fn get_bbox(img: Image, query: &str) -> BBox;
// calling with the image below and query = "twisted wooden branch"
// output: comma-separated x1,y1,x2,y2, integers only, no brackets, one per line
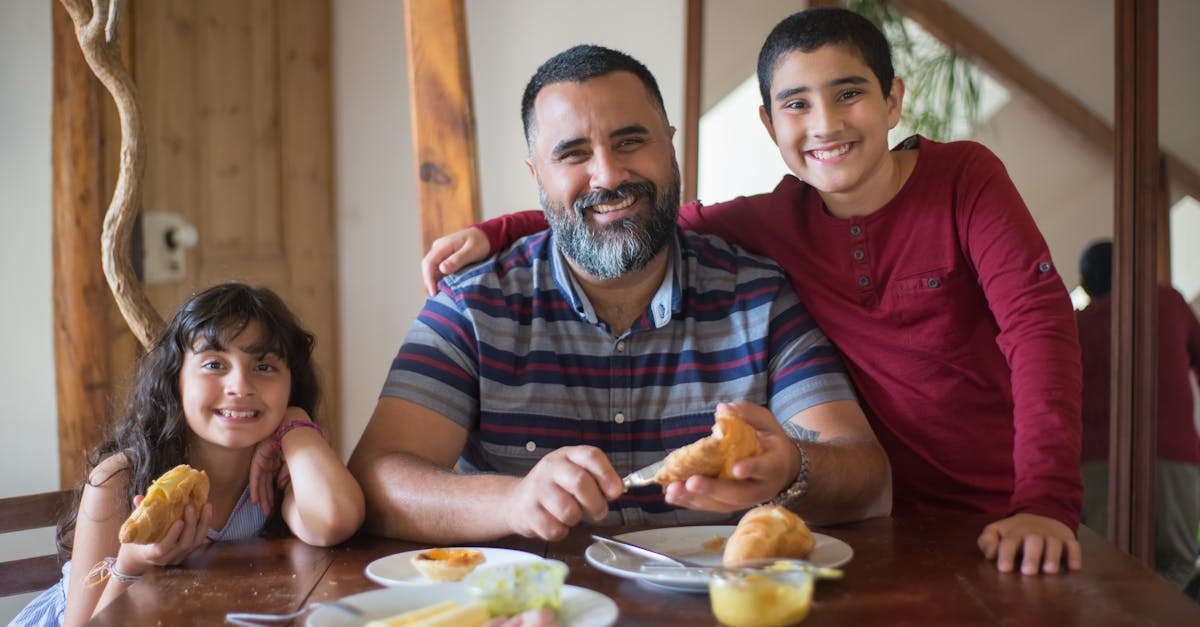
60,0,162,349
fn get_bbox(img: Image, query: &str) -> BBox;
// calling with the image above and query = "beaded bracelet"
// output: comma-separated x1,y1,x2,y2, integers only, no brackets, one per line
84,556,141,588
769,438,810,507
272,419,326,451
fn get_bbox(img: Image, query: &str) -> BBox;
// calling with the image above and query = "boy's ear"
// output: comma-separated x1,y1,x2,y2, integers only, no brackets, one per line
886,77,906,130
759,106,778,144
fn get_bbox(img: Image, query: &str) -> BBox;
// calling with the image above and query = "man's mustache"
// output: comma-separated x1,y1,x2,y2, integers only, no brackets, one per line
573,181,656,213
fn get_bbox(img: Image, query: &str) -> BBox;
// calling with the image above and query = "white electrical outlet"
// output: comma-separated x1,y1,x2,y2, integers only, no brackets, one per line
142,211,198,284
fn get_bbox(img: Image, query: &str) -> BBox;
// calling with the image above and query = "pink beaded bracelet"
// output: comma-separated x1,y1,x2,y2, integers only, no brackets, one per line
272,419,325,450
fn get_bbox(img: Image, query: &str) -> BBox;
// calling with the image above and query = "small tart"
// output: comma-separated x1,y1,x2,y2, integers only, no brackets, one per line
411,548,486,582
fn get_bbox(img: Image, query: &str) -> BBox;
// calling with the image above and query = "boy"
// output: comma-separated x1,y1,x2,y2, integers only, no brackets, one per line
425,7,1082,574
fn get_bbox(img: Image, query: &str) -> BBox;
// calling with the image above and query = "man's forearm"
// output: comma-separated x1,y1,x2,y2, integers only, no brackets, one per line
792,436,891,526
359,452,520,543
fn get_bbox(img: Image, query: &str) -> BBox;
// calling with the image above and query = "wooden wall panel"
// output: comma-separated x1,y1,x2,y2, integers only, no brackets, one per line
277,0,340,444
250,0,282,260
136,0,199,311
198,0,257,258
1112,0,1158,563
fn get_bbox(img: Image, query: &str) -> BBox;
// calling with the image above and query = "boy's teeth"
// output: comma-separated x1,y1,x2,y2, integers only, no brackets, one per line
811,144,851,160
220,410,256,418
593,195,635,213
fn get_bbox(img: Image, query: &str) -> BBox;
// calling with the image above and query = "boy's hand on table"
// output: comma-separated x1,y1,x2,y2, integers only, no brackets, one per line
977,512,1082,574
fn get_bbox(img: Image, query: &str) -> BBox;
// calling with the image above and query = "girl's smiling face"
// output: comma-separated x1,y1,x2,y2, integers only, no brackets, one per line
179,320,291,452
759,44,905,216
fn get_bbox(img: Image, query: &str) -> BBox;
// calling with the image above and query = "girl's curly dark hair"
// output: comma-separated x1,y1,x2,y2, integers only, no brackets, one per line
57,282,321,553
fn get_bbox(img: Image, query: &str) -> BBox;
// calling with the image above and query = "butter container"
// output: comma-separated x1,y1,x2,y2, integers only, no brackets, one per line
465,558,568,617
708,564,814,626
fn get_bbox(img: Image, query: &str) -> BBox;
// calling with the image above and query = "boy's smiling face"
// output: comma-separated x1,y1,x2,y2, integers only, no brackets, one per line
760,44,905,216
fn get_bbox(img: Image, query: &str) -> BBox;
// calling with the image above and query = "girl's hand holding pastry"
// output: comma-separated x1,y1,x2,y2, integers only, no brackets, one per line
115,496,213,577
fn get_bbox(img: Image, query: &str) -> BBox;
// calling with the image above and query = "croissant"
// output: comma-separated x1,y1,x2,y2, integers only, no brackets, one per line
654,404,762,485
723,504,815,566
119,464,210,544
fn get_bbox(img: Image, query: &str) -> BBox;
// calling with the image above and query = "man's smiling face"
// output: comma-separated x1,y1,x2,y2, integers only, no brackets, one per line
525,71,680,279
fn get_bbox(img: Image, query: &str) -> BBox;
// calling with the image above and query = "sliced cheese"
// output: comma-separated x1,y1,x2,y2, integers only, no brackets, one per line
364,601,459,627
406,603,488,627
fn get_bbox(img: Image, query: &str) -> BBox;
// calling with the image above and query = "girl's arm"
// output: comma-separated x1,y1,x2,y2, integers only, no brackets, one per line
62,456,128,627
63,456,213,626
277,407,366,546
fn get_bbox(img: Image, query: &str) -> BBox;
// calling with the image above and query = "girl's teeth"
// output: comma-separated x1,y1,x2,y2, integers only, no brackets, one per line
220,410,256,418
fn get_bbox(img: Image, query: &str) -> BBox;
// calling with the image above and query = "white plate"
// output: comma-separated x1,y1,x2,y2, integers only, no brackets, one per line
584,525,853,592
306,584,618,627
365,547,541,586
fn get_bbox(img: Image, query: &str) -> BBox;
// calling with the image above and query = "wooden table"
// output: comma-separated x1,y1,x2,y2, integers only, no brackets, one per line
87,514,1200,626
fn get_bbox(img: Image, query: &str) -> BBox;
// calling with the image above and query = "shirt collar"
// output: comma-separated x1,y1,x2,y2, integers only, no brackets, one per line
549,231,682,331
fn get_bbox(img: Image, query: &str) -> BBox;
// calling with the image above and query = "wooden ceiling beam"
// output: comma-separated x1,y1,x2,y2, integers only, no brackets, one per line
889,0,1200,201
402,0,480,251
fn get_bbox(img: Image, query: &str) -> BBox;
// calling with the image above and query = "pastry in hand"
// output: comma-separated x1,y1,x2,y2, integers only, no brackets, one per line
411,547,486,582
723,504,815,566
119,464,210,544
654,404,762,485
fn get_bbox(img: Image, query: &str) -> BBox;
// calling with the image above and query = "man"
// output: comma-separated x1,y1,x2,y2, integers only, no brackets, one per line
349,45,890,543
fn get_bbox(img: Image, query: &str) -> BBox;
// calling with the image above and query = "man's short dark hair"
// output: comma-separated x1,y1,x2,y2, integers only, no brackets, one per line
521,44,666,145
1079,240,1113,298
757,7,895,118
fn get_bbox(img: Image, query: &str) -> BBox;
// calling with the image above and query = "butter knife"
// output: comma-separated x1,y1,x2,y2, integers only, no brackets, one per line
640,562,844,579
621,460,665,490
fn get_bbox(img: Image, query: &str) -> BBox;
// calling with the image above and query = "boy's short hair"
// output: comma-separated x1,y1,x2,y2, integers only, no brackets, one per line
521,44,667,147
757,7,895,116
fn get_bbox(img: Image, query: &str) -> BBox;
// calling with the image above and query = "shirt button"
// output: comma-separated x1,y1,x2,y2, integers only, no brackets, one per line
927,278,940,288
525,441,536,452
616,341,625,352
614,413,626,424
852,249,865,261
858,275,870,287
850,225,863,236
1039,261,1052,272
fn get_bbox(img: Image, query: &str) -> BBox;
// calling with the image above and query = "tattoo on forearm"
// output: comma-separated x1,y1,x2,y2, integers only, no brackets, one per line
784,422,819,442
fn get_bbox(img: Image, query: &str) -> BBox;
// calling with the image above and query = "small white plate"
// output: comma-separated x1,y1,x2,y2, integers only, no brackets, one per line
365,547,541,586
585,525,853,592
306,584,618,627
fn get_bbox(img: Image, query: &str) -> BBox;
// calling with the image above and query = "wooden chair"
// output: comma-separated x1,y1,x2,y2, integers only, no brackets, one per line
0,490,73,596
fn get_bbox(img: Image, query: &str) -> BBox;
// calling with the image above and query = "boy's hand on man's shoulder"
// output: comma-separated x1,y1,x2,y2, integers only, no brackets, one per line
977,512,1083,575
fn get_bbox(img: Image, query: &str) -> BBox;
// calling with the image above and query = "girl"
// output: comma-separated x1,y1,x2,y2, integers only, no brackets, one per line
15,282,365,626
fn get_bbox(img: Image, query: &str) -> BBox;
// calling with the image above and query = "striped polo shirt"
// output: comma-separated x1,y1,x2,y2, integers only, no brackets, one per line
382,227,855,525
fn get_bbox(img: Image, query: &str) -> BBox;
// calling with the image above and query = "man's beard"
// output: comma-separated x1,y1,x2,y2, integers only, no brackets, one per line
542,163,680,279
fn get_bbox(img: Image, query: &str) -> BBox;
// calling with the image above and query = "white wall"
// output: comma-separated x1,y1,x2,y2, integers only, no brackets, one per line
466,0,686,221
332,0,422,459
0,1,56,618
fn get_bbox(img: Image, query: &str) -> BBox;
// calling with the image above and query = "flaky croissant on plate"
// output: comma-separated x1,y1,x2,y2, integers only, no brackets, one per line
119,464,210,544
723,504,816,565
654,404,762,485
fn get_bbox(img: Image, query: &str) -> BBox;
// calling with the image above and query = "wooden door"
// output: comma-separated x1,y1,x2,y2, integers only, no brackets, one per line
131,0,339,438
55,0,339,485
